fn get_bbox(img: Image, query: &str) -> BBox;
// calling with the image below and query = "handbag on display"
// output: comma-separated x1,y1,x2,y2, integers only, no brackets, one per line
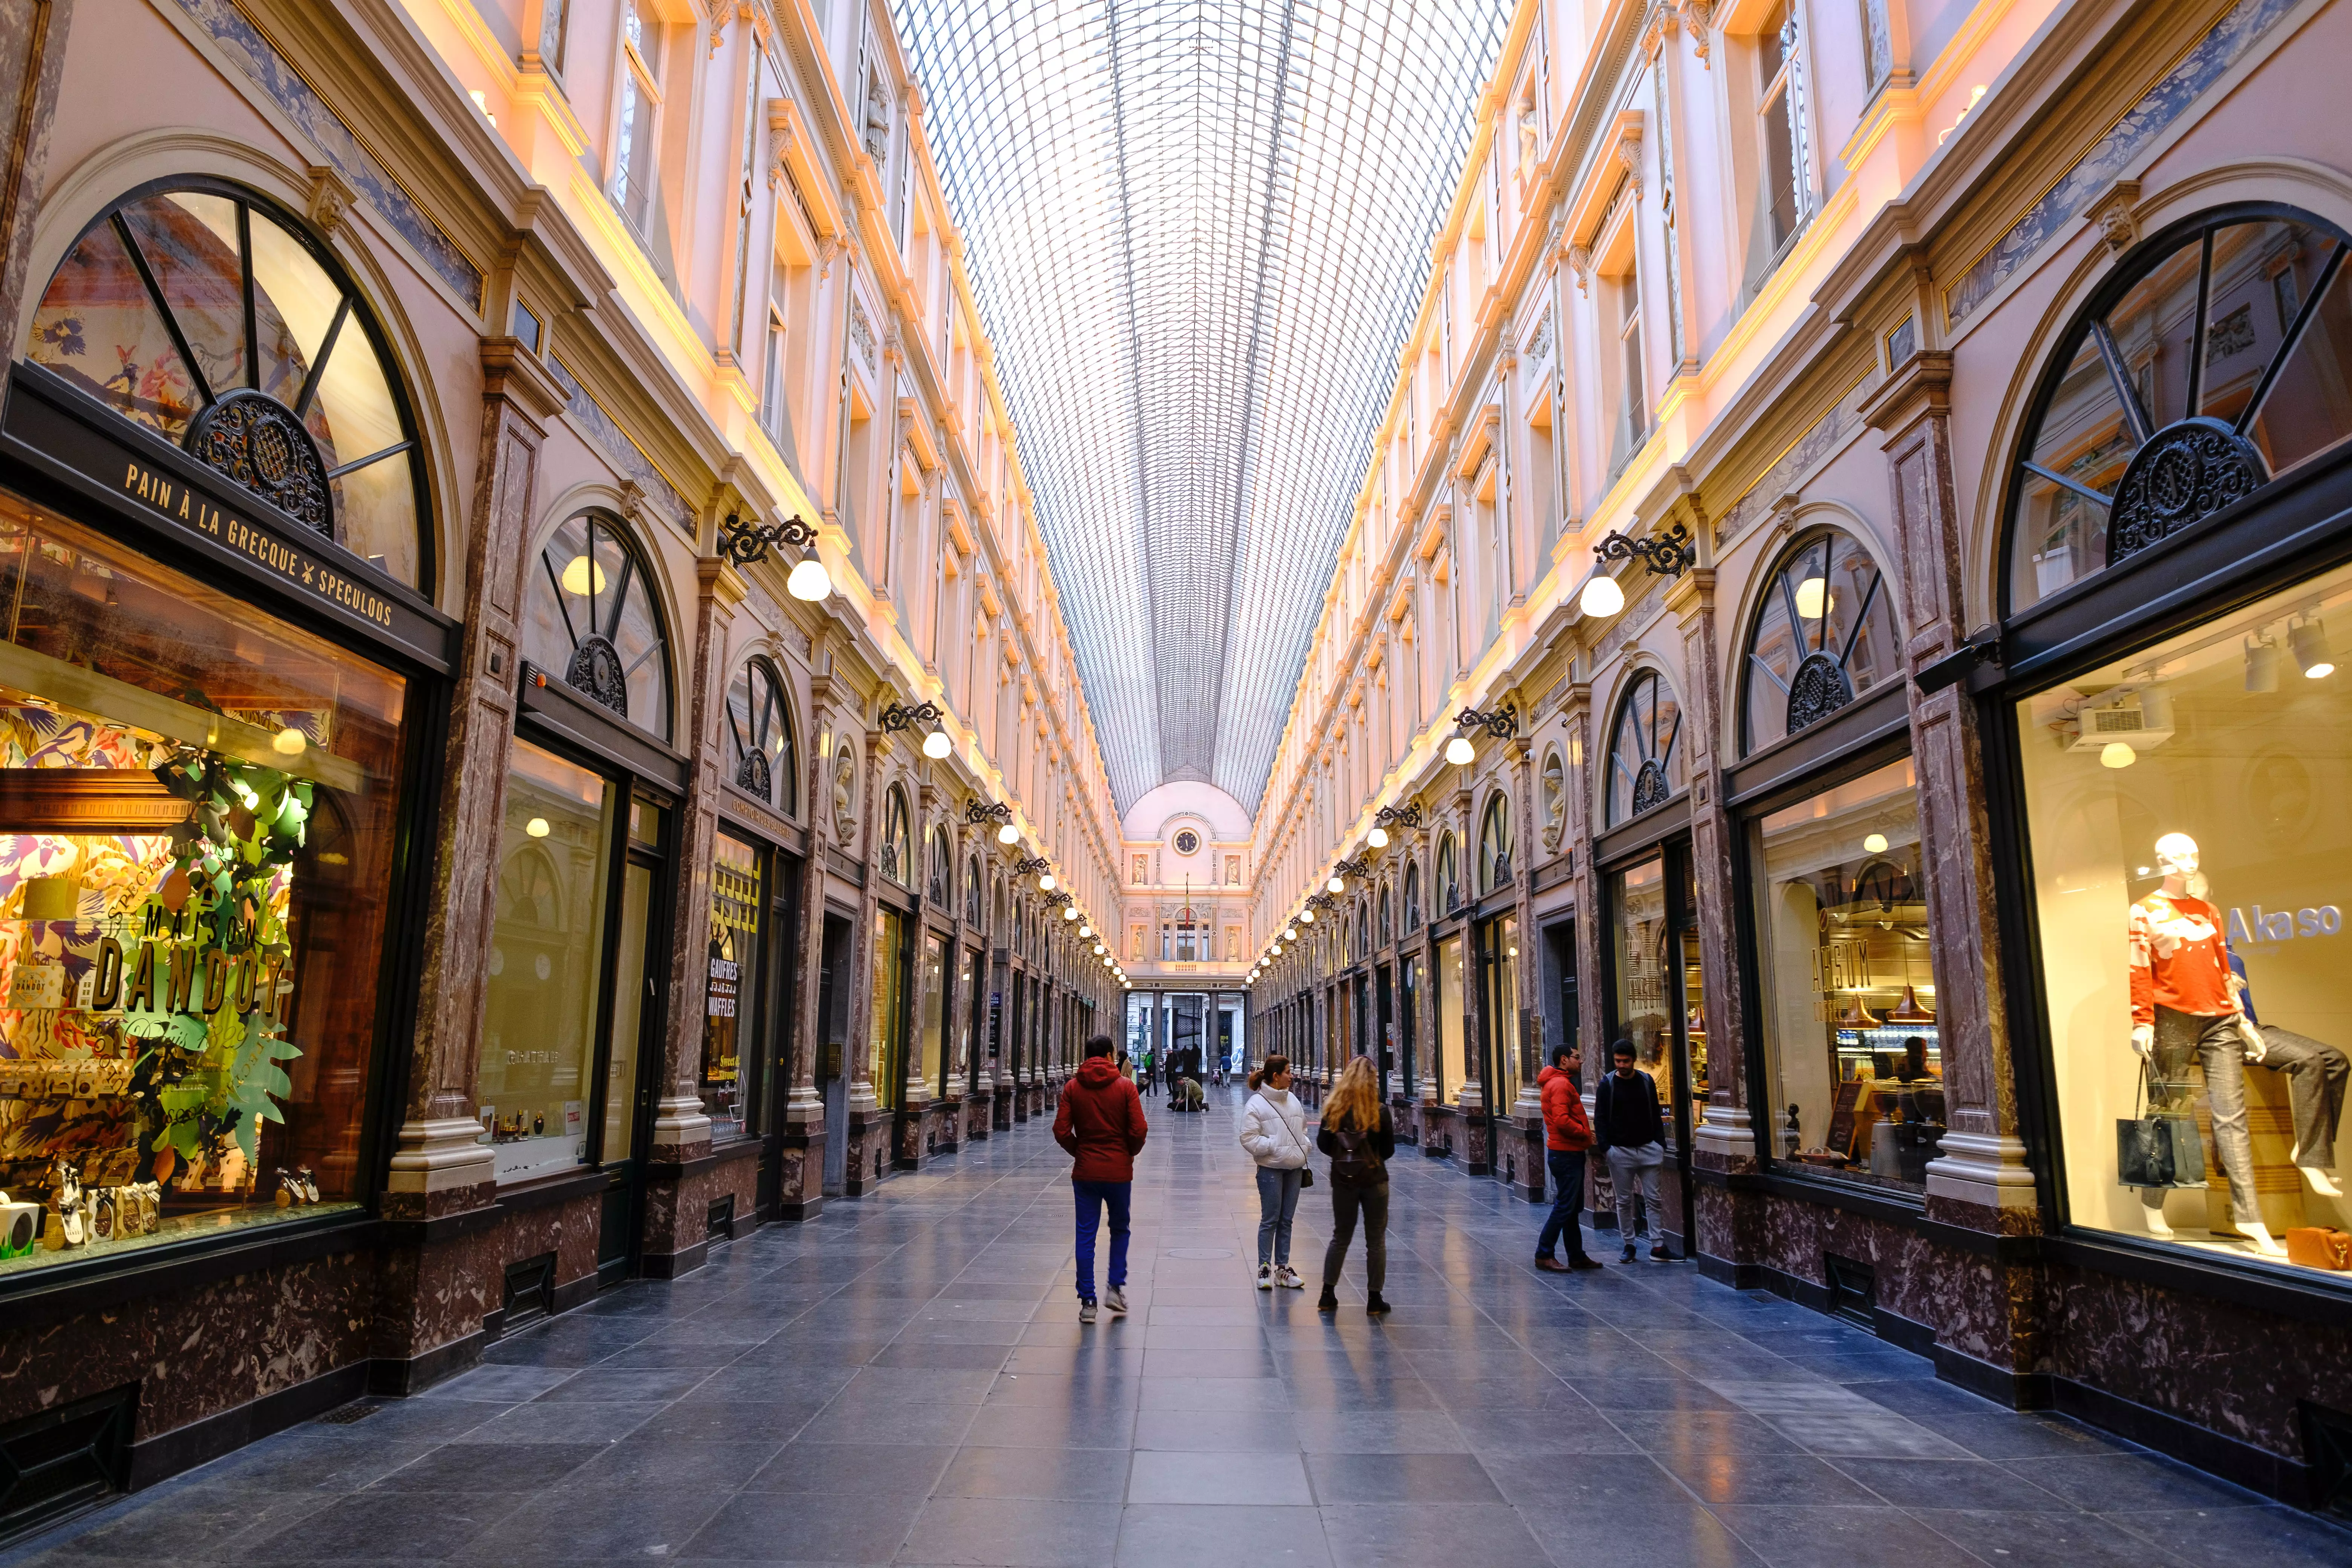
2116,1067,2206,1188
2284,1227,2352,1271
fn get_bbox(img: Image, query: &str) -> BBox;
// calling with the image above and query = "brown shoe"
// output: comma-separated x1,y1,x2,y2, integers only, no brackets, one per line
1534,1257,1571,1273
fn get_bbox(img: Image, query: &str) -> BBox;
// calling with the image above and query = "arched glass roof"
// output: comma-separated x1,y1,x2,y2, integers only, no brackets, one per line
893,0,1511,813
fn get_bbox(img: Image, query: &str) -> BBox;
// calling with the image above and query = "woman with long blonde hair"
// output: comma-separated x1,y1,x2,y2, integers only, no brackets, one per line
1314,1055,1394,1315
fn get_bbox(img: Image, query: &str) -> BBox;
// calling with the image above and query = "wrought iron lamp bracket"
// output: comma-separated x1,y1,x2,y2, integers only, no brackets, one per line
1592,521,1695,579
719,510,821,567
879,699,944,733
1455,704,1519,739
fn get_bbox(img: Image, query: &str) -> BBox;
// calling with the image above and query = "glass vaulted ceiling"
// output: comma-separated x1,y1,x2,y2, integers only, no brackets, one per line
893,0,1511,814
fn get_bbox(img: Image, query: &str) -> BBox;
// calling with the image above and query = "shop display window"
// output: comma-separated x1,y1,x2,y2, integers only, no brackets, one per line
603,805,659,1164
1483,914,1522,1110
918,931,946,1094
870,905,905,1111
957,945,977,1081
1607,671,1684,825
482,740,611,1183
1609,854,1706,1145
25,185,427,588
0,492,409,1273
1749,758,1941,1190
2018,564,2352,1273
1436,933,1466,1099
2009,210,2352,612
700,832,762,1141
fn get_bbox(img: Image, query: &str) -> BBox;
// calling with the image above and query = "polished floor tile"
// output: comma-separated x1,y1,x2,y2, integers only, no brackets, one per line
9,1083,2344,1568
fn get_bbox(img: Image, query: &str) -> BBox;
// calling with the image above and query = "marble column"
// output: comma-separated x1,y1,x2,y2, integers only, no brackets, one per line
842,726,891,1193
1564,679,1612,1225
775,658,835,1219
1862,349,2037,1233
0,0,71,342
1452,788,1488,1176
1505,730,1548,1200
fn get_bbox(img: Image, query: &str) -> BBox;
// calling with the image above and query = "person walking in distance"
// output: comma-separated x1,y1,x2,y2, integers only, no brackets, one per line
1534,1043,1603,1272
1315,1056,1394,1315
1055,1034,1149,1323
1239,1054,1311,1289
1594,1039,1677,1262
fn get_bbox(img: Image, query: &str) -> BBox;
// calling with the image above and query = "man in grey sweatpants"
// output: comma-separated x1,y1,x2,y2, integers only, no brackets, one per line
1593,1038,1677,1263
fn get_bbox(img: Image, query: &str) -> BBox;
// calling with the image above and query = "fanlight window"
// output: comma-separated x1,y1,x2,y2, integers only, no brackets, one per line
1436,832,1462,915
2009,207,2352,612
881,786,913,886
1478,794,1513,894
1607,670,1685,826
966,856,984,924
26,183,427,586
525,513,672,738
1378,882,1393,946
928,825,953,903
1403,862,1423,934
725,658,796,814
1743,528,1897,753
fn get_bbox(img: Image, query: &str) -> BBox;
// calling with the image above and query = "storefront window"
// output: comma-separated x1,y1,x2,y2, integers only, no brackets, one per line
1436,933,1466,1099
482,739,610,1183
1484,914,1522,1110
26,185,427,587
1750,758,1940,1188
870,905,906,1110
1611,856,1677,1135
1742,529,1899,753
605,821,656,1163
2019,563,2352,1271
1607,671,1684,826
918,931,946,1095
701,832,762,1141
522,513,672,740
0,495,407,1273
957,945,977,1085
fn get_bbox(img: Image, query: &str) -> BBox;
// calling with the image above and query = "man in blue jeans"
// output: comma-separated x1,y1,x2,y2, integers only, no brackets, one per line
1534,1042,1603,1271
1053,1034,1150,1322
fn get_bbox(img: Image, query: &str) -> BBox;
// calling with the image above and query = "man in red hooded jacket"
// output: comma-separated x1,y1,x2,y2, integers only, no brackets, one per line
1055,1034,1149,1321
1534,1043,1602,1271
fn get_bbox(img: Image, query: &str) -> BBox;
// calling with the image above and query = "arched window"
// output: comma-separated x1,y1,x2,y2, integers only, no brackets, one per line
1606,669,1684,827
524,512,672,739
928,824,952,903
1436,831,1461,915
1478,793,1513,894
880,785,913,886
965,855,984,925
2007,206,2352,612
1743,528,1897,753
1403,861,1423,934
1378,881,1393,946
26,181,429,586
724,657,796,814
1357,899,1371,959
1540,749,1566,850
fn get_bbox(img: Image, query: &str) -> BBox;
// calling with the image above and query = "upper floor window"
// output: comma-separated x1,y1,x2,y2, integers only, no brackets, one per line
1753,3,1808,271
1479,793,1513,894
1607,669,1684,827
611,1,664,237
761,303,796,463
2007,207,2352,612
26,182,427,588
880,784,913,886
524,511,672,741
726,657,796,814
1742,527,1899,753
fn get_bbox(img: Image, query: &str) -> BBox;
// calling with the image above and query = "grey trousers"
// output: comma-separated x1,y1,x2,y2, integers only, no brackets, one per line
1605,1142,1665,1242
2143,1007,2259,1225
2255,1025,2347,1169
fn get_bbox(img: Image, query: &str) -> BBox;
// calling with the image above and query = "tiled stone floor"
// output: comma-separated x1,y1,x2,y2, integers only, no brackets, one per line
11,1084,2349,1566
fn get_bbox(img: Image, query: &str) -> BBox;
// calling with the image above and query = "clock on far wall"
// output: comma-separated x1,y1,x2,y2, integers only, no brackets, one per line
1173,829,1200,856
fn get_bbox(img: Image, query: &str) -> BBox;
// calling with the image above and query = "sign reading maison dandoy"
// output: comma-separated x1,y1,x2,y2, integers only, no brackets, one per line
0,360,456,673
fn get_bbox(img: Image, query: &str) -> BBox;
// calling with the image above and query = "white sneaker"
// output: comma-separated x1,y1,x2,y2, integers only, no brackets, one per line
1104,1287,1127,1314
1079,1300,1097,1324
1257,1265,1275,1291
1276,1266,1305,1289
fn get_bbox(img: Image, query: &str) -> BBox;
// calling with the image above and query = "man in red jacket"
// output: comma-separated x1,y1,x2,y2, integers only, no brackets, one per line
1534,1043,1603,1271
1055,1034,1149,1322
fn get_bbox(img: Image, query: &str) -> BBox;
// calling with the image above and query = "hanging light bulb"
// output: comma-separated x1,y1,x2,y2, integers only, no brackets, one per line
1300,908,1315,923
1579,574,1625,617
1794,576,1833,620
525,816,551,838
922,728,952,759
2292,617,2334,679
1093,943,1105,955
1367,825,1389,848
1284,927,1296,941
560,555,607,596
2100,741,2137,769
1327,876,1345,894
998,822,1021,844
1038,873,1057,890
787,556,832,601
1863,832,1889,854
1080,924,1092,937
1445,735,1475,766
1063,906,1077,920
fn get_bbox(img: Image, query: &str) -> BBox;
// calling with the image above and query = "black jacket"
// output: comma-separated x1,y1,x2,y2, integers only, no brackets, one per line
1317,1104,1396,1170
1592,1067,1665,1152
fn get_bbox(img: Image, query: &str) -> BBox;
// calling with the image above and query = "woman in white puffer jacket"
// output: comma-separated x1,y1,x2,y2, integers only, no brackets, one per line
1239,1055,1311,1289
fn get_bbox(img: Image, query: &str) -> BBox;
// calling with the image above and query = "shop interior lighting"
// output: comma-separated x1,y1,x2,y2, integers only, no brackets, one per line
272,726,308,756
525,816,550,838
2246,635,2282,692
1577,572,1625,618
2292,616,2334,678
1862,832,1890,854
2100,741,2137,769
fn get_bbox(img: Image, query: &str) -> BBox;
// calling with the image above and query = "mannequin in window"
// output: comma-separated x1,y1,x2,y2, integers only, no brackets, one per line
2128,833,2282,1255
2227,951,2347,1199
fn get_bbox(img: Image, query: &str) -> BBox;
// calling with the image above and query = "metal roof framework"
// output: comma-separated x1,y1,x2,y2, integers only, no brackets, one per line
893,0,1511,813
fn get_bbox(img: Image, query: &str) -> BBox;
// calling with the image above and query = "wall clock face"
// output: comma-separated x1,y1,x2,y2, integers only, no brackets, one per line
1173,829,1199,856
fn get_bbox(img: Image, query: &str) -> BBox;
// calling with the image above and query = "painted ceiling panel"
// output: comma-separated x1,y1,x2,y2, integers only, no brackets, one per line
893,0,1510,813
